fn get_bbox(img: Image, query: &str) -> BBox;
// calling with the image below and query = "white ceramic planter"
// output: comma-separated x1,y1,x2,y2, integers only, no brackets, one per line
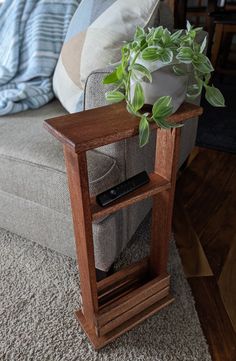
130,58,188,114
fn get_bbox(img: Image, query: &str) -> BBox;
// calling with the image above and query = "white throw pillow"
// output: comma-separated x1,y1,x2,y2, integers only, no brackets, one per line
53,0,160,113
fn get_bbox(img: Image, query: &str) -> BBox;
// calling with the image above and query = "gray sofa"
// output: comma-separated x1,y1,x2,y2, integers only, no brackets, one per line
0,3,199,272
0,74,199,272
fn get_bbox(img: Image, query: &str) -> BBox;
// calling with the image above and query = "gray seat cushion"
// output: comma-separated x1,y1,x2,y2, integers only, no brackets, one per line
0,100,121,216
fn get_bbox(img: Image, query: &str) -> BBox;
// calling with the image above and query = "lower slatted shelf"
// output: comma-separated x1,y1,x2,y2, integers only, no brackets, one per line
96,274,170,336
75,294,174,349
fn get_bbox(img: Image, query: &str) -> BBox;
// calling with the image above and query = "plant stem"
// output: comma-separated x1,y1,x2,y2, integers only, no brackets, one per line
127,44,147,103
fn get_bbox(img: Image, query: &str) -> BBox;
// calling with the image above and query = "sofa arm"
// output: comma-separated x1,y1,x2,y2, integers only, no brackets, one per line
83,67,156,183
83,67,128,182
83,66,116,111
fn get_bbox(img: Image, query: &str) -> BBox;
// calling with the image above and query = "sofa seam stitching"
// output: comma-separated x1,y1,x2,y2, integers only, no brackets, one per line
0,188,71,218
0,153,118,185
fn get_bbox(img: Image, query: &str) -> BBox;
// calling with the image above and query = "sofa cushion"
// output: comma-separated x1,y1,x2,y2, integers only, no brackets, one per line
0,100,122,215
53,0,160,113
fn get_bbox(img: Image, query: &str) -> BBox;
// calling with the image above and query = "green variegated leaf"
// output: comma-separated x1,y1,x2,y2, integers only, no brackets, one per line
194,27,203,32
141,47,160,61
193,41,200,53
159,48,173,64
172,65,186,76
132,82,145,112
205,85,225,107
126,103,139,116
153,117,172,129
161,28,171,45
152,96,173,119
200,36,207,53
146,29,155,44
116,64,124,79
103,70,119,84
193,54,214,73
154,116,183,129
132,63,152,82
170,29,183,42
153,26,164,40
186,83,203,98
176,47,193,63
188,29,196,40
204,73,211,85
105,91,125,103
134,26,145,40
139,115,150,147
131,41,139,50
126,103,136,115
186,20,191,31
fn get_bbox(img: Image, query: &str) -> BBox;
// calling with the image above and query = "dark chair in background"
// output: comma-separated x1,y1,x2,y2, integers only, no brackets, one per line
209,5,236,75
168,0,236,75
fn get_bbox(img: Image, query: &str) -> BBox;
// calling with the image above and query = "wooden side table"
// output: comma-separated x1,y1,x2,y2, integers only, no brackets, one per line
44,102,202,349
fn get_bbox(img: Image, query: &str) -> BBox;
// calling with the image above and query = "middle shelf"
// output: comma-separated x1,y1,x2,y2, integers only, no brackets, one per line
91,172,171,221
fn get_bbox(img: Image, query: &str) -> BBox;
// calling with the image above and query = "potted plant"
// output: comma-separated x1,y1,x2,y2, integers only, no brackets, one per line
103,22,225,146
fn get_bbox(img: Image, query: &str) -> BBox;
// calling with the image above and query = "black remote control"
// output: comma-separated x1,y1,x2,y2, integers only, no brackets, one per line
96,171,150,207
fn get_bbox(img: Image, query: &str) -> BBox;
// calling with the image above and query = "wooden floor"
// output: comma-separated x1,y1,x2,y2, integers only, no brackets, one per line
189,277,236,361
174,148,236,361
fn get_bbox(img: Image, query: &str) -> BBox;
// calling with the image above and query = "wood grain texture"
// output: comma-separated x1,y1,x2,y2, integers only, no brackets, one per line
91,173,170,221
44,102,202,153
63,147,98,324
150,128,181,276
97,258,149,306
97,274,170,328
98,287,170,337
174,148,236,360
189,277,236,361
173,188,213,277
176,149,236,281
75,295,174,350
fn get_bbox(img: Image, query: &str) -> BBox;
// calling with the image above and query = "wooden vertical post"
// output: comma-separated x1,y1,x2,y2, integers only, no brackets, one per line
150,128,181,276
174,0,187,29
211,23,224,68
63,146,98,324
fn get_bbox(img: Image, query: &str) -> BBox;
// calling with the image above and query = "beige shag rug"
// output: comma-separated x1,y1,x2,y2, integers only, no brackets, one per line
0,216,211,361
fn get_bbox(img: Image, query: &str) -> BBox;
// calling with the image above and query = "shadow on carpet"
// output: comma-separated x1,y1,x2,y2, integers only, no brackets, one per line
0,215,211,361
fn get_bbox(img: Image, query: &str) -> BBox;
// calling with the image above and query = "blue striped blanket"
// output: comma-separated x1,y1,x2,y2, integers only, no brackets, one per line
0,0,78,115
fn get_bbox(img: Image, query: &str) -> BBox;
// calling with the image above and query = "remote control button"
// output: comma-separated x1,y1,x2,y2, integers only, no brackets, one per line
96,171,150,207
110,189,117,198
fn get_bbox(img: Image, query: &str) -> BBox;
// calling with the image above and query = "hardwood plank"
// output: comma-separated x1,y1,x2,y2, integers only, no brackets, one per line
174,149,236,360
44,102,202,152
91,173,170,221
175,149,236,285
189,277,236,361
173,188,213,277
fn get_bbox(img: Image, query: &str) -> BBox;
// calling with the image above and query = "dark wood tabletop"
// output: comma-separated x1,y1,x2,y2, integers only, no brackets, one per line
44,102,203,153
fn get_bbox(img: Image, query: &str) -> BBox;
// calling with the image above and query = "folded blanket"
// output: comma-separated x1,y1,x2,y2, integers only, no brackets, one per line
0,0,78,115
